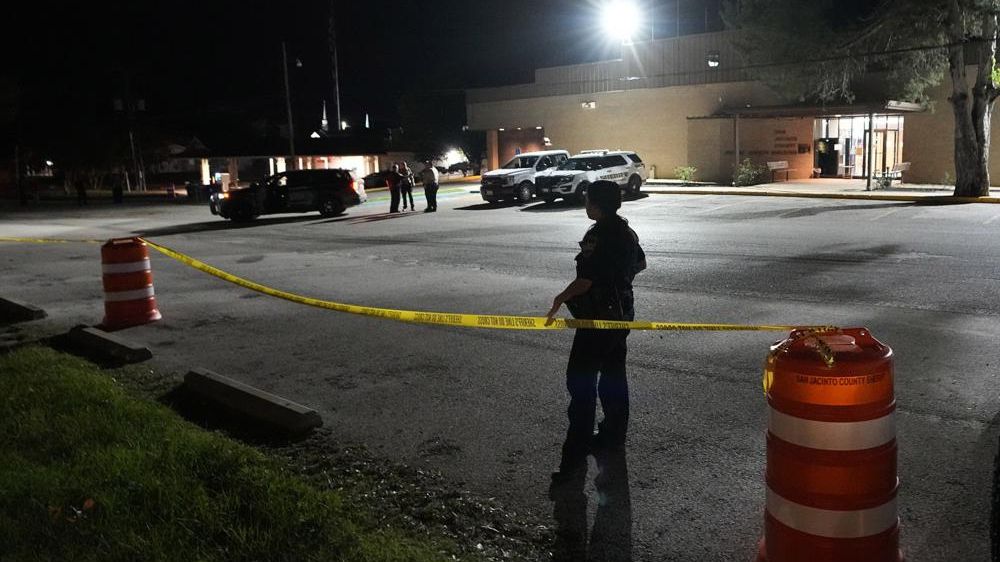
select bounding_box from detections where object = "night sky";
[12,0,723,138]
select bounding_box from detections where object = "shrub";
[674,166,698,183]
[732,158,769,186]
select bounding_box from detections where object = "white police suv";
[534,150,648,203]
[480,150,570,204]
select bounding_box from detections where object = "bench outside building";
[875,161,911,185]
[767,161,796,182]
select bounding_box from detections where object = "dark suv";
[210,169,367,221]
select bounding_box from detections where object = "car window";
[559,157,603,171]
[503,155,539,169]
[288,171,309,186]
[536,156,554,170]
[627,153,643,163]
[603,155,628,167]
[556,154,568,164]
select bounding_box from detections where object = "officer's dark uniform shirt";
[575,216,646,321]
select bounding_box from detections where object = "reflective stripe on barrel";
[768,407,895,451]
[104,286,156,302]
[766,487,898,539]
[102,259,151,274]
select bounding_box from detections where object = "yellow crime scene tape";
[138,238,833,333]
[0,236,103,245]
[0,236,835,333]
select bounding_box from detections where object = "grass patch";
[0,346,452,562]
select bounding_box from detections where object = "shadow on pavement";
[521,192,648,213]
[311,211,422,225]
[520,199,581,213]
[454,201,520,211]
[136,214,322,237]
[549,446,633,562]
[713,201,913,221]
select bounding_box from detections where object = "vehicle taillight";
[349,178,356,192]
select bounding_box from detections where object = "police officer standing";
[545,180,646,482]
[421,162,440,212]
[386,163,402,213]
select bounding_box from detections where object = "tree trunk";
[947,1,997,197]
[950,92,992,197]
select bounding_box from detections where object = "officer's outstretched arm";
[545,277,593,325]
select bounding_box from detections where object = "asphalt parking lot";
[2,183,999,561]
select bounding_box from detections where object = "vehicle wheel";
[319,198,345,217]
[627,174,642,194]
[575,182,590,204]
[516,182,533,204]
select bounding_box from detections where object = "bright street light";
[602,0,642,44]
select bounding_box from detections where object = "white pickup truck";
[480,150,570,204]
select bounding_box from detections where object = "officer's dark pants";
[425,182,439,210]
[402,186,415,209]
[561,328,629,468]
[389,187,401,212]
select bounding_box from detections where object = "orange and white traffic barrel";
[757,327,902,562]
[101,237,161,330]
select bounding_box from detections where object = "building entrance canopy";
[716,101,924,188]
[715,100,924,119]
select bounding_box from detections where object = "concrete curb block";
[0,297,47,324]
[66,325,152,364]
[184,368,322,435]
[644,189,1000,204]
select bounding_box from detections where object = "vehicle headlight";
[505,176,516,184]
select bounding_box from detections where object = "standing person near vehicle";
[544,180,646,482]
[421,162,440,212]
[387,163,402,213]
[399,162,416,211]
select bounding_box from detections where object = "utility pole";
[120,74,146,192]
[329,0,342,131]
[282,41,296,165]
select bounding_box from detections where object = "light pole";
[329,0,343,131]
[282,41,296,167]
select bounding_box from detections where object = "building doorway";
[814,115,905,178]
